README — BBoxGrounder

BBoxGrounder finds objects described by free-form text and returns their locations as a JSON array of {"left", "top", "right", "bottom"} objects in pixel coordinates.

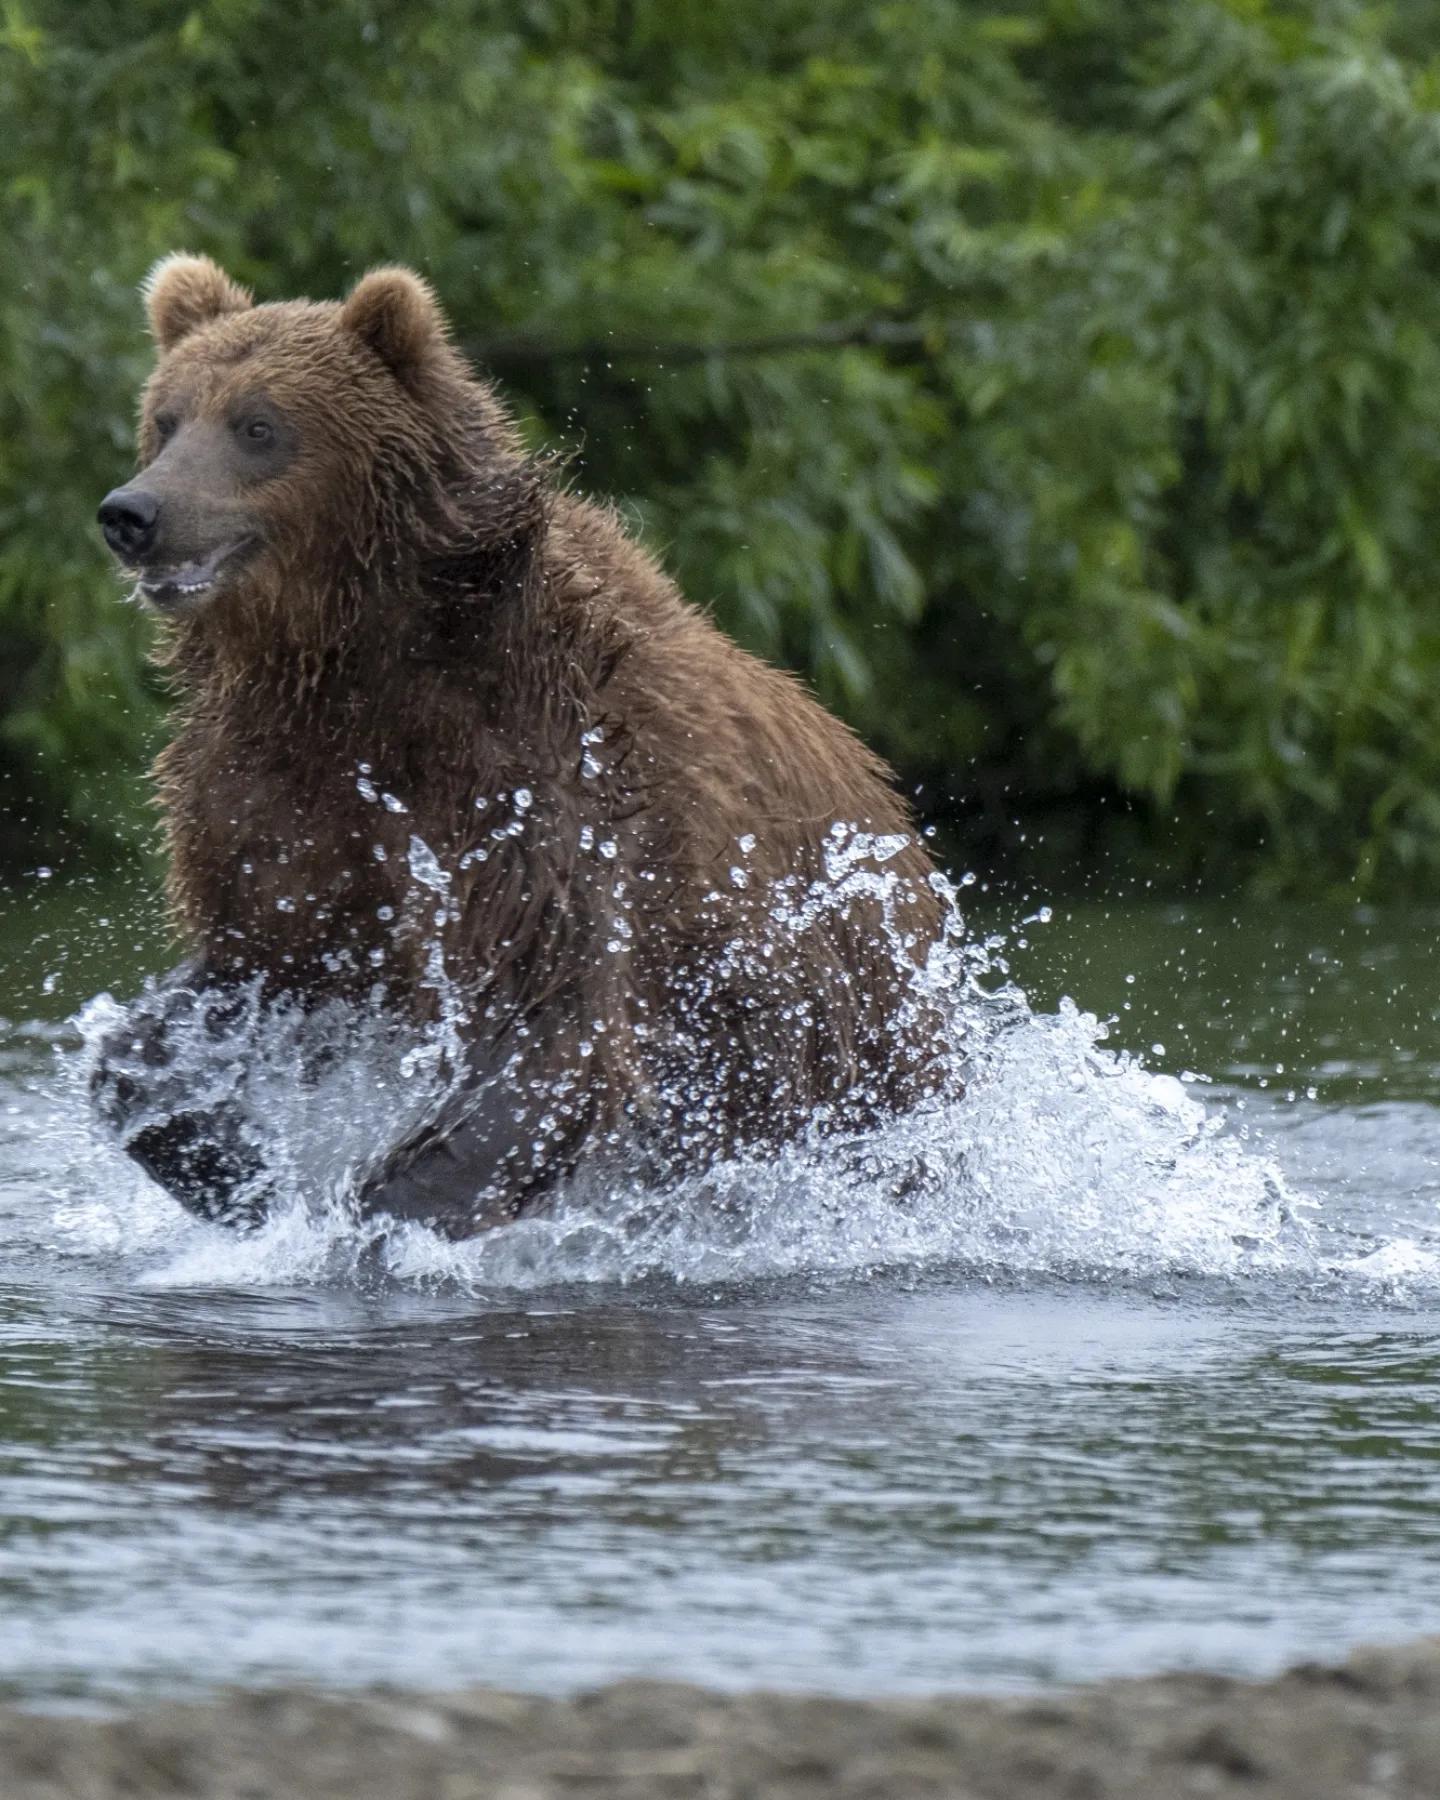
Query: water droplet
[{"left": 407, "top": 836, "right": 450, "bottom": 892}]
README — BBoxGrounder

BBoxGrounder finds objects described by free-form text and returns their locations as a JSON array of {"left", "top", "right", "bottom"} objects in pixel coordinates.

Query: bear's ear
[
  {"left": 142, "top": 253, "right": 252, "bottom": 351},
  {"left": 340, "top": 267, "right": 447, "bottom": 379}
]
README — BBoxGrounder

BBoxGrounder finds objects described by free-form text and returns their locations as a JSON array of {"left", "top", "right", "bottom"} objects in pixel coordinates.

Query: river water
[{"left": 4, "top": 874, "right": 1440, "bottom": 1706}]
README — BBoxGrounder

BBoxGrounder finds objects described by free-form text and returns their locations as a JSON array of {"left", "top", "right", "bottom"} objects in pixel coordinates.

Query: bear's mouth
[{"left": 137, "top": 537, "right": 257, "bottom": 609}]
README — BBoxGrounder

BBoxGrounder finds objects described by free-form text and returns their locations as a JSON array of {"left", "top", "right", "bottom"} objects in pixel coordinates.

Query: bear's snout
[{"left": 98, "top": 488, "right": 160, "bottom": 564}]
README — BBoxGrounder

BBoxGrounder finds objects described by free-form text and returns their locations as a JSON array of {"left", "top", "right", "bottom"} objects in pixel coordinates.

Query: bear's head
[{"left": 98, "top": 256, "right": 514, "bottom": 624}]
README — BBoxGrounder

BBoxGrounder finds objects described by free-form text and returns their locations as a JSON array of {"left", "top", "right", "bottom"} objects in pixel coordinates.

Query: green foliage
[{"left": 4, "top": 0, "right": 1440, "bottom": 889}]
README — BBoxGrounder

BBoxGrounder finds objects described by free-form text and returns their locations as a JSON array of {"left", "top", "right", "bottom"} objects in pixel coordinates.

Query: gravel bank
[{"left": 6, "top": 1640, "right": 1440, "bottom": 1798}]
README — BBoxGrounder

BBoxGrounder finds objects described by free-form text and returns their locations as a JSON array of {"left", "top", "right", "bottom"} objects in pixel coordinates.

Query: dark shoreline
[{"left": 6, "top": 1640, "right": 1440, "bottom": 1797}]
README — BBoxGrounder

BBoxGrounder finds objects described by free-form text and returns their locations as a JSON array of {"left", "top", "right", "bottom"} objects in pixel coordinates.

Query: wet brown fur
[{"left": 135, "top": 257, "right": 950, "bottom": 1193}]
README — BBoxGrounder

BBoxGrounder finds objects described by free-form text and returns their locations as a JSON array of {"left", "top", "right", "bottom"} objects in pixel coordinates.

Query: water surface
[{"left": 4, "top": 876, "right": 1440, "bottom": 1705}]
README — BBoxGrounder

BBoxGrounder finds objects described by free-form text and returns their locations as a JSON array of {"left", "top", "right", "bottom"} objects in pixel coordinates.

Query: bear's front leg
[
  {"left": 356, "top": 1051, "right": 605, "bottom": 1237},
  {"left": 90, "top": 960, "right": 274, "bottom": 1228}
]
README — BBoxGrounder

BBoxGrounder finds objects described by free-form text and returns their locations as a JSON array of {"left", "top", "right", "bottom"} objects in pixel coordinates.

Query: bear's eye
[
  {"left": 153, "top": 412, "right": 178, "bottom": 441},
  {"left": 240, "top": 417, "right": 275, "bottom": 447}
]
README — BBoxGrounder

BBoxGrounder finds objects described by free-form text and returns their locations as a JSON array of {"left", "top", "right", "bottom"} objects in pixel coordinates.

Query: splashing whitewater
[{"left": 0, "top": 826, "right": 1355, "bottom": 1294}]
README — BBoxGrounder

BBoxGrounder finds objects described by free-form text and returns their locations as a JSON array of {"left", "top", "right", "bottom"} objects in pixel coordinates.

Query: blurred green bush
[{"left": 5, "top": 0, "right": 1440, "bottom": 890}]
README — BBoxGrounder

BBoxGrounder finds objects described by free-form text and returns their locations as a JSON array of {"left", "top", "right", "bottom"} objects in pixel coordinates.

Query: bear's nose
[{"left": 97, "top": 489, "right": 160, "bottom": 562}]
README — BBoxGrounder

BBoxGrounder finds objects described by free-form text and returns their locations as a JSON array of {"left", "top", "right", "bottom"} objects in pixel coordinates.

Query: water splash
[
  {"left": 12, "top": 825, "right": 1370, "bottom": 1296},
  {"left": 374, "top": 993, "right": 1313, "bottom": 1292}
]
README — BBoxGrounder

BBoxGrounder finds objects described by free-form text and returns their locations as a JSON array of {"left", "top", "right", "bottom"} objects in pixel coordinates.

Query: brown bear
[{"left": 91, "top": 256, "right": 952, "bottom": 1233}]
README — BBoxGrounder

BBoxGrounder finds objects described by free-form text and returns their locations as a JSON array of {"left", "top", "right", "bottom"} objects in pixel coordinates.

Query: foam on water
[{"left": 9, "top": 844, "right": 1439, "bottom": 1298}]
